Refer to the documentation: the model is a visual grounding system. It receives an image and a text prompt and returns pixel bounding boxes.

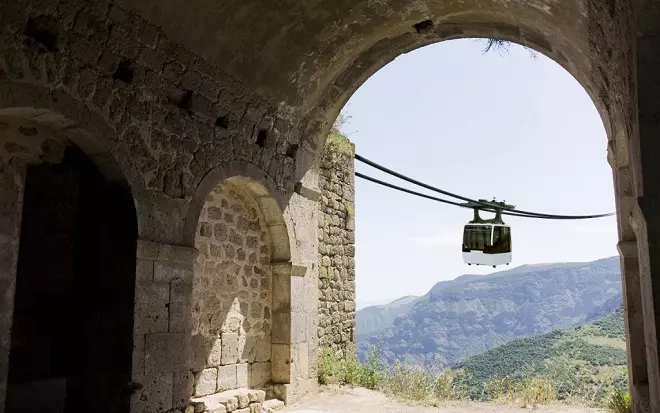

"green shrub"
[360,345,386,390]
[317,345,386,389]
[607,388,631,413]
[432,369,470,401]
[318,347,344,385]
[384,361,431,402]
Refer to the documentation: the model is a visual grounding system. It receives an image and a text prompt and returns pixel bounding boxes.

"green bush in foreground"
[607,388,631,413]
[317,345,385,390]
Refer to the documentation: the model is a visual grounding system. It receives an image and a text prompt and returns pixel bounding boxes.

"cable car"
[461,200,513,268]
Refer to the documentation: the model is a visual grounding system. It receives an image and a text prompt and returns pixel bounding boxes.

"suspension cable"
[355,172,614,220]
[355,154,614,219]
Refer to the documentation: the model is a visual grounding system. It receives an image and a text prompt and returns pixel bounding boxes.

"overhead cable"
[355,172,614,220]
[354,154,614,220]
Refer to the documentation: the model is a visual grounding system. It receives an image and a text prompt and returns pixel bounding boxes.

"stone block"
[255,338,271,362]
[155,261,192,283]
[192,334,213,372]
[248,390,266,403]
[137,240,198,264]
[290,312,306,344]
[135,282,169,334]
[236,363,248,388]
[132,333,145,379]
[207,337,223,366]
[249,362,271,387]
[136,257,154,282]
[221,333,240,365]
[217,364,237,391]
[194,368,218,397]
[292,342,309,381]
[234,408,250,413]
[237,333,248,363]
[145,332,191,373]
[270,345,291,384]
[263,399,284,411]
[170,281,193,332]
[243,336,258,363]
[234,391,249,408]
[173,370,194,408]
[249,403,262,413]
[131,372,173,413]
[270,311,291,344]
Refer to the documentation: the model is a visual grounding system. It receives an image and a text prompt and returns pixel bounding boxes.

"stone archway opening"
[323,34,639,404]
[0,115,137,413]
[188,175,292,410]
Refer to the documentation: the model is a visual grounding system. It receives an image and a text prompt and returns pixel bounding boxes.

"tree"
[481,38,538,59]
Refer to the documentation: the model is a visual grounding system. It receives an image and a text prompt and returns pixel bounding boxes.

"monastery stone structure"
[0,0,658,412]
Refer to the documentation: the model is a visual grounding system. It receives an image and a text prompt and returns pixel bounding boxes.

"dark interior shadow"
[6,146,137,413]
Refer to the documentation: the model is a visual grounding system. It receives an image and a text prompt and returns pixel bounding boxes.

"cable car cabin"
[462,224,512,268]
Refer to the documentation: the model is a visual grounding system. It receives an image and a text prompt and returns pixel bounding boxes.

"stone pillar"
[270,262,311,403]
[619,242,649,385]
[632,17,660,411]
[0,161,26,413]
[131,240,197,413]
[317,133,356,358]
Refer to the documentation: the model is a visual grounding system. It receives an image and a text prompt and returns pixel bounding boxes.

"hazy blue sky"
[340,39,619,309]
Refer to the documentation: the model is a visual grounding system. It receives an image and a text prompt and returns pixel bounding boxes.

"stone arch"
[0,94,140,412]
[184,162,295,403]
[302,30,617,155]
[0,81,147,214]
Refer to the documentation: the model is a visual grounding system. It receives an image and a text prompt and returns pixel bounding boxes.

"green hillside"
[456,305,628,403]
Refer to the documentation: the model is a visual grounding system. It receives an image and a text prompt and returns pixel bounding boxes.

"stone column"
[131,240,197,413]
[270,262,311,404]
[0,161,26,413]
[317,132,356,358]
[632,18,660,412]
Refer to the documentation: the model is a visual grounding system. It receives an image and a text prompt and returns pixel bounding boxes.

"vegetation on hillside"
[325,304,630,409]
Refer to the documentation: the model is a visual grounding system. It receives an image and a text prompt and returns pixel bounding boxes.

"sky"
[339,39,619,310]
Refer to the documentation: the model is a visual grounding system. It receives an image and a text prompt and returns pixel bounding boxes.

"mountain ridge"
[356,256,622,368]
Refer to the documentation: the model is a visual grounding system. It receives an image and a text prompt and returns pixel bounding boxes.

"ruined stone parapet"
[317,132,356,358]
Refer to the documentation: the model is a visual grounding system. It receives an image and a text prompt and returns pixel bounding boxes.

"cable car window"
[492,227,501,245]
[463,225,492,251]
[501,226,511,252]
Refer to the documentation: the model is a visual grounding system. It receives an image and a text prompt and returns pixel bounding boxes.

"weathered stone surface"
[217,364,237,391]
[207,337,223,367]
[317,137,356,358]
[221,333,240,365]
[132,372,174,413]
[249,362,272,387]
[193,181,274,388]
[195,368,218,397]
[173,370,195,408]
[145,332,191,373]
[248,389,266,403]
[262,399,284,412]
[236,363,249,388]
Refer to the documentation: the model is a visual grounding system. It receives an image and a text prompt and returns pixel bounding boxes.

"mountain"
[356,295,423,340]
[357,257,623,368]
[456,304,628,402]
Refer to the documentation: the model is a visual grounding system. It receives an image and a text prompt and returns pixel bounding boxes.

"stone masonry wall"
[317,134,356,358]
[192,181,273,397]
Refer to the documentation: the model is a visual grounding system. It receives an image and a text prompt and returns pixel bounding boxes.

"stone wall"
[317,133,356,358]
[192,181,273,396]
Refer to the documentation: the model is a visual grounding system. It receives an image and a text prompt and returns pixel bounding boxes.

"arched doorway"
[186,171,292,403]
[0,115,137,413]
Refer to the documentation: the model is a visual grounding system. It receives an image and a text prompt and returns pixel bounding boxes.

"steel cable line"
[355,154,614,220]
[355,171,613,220]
